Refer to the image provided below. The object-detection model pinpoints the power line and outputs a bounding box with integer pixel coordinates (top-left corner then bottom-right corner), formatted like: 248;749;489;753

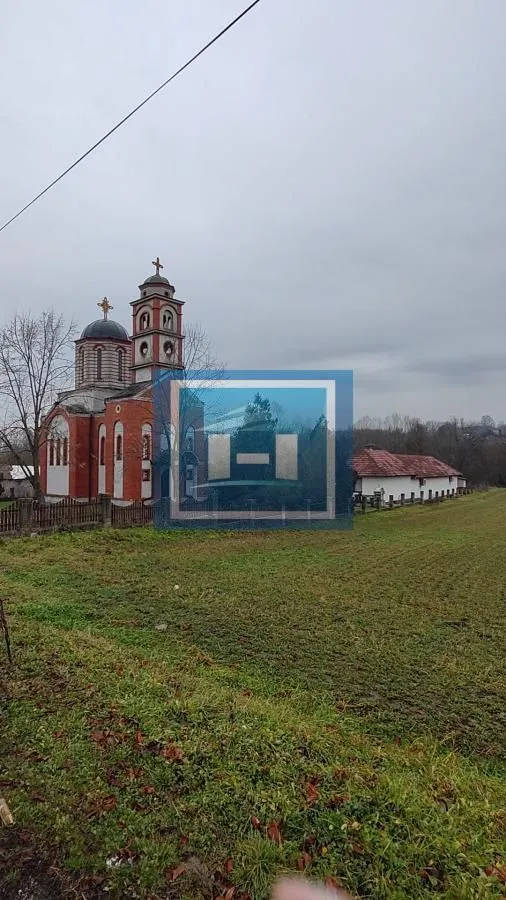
0;0;263;235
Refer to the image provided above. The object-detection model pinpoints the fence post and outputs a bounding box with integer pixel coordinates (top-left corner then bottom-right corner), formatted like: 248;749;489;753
100;494;112;528
410;492;415;504
400;493;405;506
389;494;394;508
361;495;367;513
19;499;35;534
420;490;424;504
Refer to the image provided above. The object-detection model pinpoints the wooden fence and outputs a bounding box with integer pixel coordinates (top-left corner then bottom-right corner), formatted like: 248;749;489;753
0;486;487;537
0;497;153;537
354;485;485;512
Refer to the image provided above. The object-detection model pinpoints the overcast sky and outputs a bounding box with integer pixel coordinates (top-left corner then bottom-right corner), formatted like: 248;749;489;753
1;0;505;421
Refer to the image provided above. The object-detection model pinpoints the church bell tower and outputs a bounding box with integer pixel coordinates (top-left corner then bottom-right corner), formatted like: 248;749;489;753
130;257;185;383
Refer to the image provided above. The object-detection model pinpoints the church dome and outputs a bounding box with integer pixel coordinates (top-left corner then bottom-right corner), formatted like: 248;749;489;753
142;273;171;286
80;319;129;341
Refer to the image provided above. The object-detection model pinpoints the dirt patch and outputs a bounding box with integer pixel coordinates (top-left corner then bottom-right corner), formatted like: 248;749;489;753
0;828;104;900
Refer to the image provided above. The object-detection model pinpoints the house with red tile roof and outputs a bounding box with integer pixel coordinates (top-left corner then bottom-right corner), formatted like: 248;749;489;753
352;448;465;503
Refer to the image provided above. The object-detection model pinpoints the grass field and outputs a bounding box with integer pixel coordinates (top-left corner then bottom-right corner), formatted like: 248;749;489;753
1;492;505;898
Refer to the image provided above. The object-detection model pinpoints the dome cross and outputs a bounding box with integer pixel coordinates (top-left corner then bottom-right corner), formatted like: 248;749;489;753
97;297;114;320
151;256;164;276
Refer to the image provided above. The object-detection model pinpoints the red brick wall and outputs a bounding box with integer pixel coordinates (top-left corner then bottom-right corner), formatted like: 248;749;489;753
103;394;153;501
69;416;92;498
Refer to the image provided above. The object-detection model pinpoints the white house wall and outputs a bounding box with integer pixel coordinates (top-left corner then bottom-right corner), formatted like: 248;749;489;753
360;475;457;501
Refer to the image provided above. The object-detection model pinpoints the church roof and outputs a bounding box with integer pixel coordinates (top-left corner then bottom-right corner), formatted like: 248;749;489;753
142;274;171;285
80;319;129;341
105;382;150;400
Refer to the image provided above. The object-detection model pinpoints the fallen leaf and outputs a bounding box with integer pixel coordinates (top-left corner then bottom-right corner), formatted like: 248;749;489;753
160;743;185;761
305;782;319;805
297;851;312;871
224;857;234;874
134;730;143;748
106;768;123;788
327;793;351;808
484;864;506;884
419;866;444;889
0;797;14;826
140;785;156;795
267;820;282;845
350;841;365;855
250;815;261;829
167;862;187;881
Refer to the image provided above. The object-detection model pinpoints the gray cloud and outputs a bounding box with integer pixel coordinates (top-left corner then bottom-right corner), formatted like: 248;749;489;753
1;0;505;423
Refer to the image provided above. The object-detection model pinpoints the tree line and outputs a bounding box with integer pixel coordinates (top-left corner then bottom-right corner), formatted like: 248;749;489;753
354;414;506;487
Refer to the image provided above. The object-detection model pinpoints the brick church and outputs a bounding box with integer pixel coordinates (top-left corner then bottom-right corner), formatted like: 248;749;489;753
41;258;203;503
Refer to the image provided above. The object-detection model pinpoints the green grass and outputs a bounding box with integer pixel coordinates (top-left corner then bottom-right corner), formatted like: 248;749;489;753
1;492;505;898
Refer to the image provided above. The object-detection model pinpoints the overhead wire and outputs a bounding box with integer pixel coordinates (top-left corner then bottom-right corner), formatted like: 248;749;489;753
0;0;263;235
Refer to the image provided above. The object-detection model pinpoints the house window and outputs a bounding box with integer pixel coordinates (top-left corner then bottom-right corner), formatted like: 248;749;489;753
418;477;426;487
449;475;453;483
99;435;106;466
62;437;68;466
56;439;61;466
96;347;102;381
142;433;151;461
116;434;123;461
49;440;55;466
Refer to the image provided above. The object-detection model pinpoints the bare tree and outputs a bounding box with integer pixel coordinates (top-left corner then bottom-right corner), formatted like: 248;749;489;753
0;310;75;497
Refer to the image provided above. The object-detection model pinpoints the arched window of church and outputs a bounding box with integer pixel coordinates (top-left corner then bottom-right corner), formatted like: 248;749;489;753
62;437;68;466
140;311;150;331
117;349;124;381
100;435;106;466
96;347;102;381
185;426;195;452
142;432;151;461
163;310;173;330
56;439;61;466
78;348;85;382
49;440;55;466
116;433;123;461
